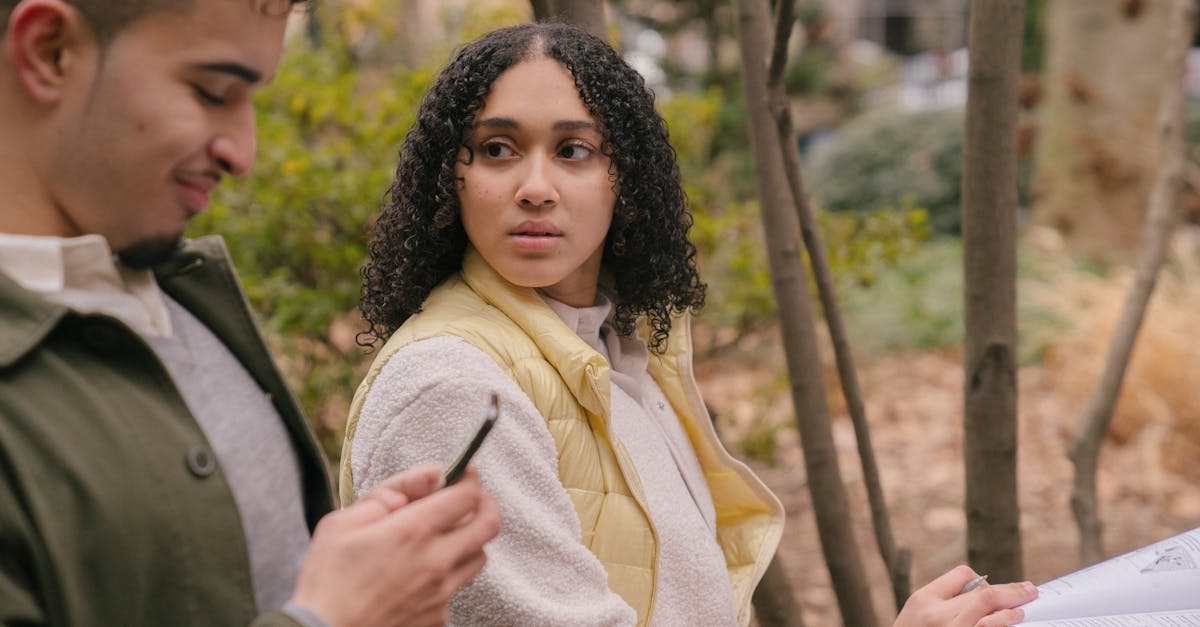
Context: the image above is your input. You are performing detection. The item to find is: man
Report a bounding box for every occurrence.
[0,1,500,625]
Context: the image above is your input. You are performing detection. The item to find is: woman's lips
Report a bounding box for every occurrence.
[510,221,562,251]
[510,232,562,251]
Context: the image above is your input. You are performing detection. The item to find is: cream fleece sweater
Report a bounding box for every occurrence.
[348,298,738,626]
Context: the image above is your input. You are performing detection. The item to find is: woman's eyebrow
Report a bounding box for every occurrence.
[553,120,597,132]
[474,118,597,132]
[476,117,518,129]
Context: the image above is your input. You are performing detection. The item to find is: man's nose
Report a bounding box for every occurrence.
[210,106,257,176]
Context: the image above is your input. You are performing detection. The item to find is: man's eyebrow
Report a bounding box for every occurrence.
[196,62,263,84]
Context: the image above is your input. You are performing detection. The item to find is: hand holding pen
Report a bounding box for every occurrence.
[958,574,989,596]
[893,566,1037,627]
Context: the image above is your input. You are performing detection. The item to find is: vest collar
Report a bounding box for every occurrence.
[459,247,612,417]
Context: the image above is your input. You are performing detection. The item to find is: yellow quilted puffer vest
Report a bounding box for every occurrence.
[340,249,784,627]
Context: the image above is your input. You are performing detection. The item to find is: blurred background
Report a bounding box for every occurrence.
[192,0,1200,623]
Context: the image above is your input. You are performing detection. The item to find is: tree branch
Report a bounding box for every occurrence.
[734,0,877,624]
[766,0,911,613]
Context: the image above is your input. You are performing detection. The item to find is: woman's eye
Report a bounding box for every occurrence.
[559,144,592,160]
[483,142,512,158]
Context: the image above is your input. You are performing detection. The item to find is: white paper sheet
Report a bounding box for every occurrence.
[1017,527,1200,623]
[1020,610,1200,626]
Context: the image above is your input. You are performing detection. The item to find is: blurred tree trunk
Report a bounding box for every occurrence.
[1031,0,1177,261]
[751,556,807,627]
[962,0,1025,584]
[530,0,555,21]
[1070,0,1192,567]
[530,0,607,40]
[734,0,878,625]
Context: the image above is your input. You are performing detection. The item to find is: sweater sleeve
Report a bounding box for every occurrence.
[348,336,637,627]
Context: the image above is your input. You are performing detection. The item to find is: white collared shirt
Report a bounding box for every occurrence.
[0,233,173,337]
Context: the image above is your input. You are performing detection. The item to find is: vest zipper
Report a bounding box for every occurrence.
[586,365,660,626]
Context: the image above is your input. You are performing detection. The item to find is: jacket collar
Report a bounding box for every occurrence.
[459,247,613,417]
[0,270,69,368]
[0,238,213,369]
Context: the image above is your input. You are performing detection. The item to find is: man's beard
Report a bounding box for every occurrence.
[117,232,184,269]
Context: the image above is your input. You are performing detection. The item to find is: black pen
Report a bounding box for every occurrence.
[442,393,500,486]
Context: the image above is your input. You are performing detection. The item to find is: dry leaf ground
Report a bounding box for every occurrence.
[697,226,1200,625]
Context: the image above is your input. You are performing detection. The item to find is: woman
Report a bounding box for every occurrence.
[340,22,1035,626]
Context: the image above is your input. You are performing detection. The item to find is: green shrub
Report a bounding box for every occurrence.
[784,48,832,96]
[806,109,966,233]
[839,236,1069,362]
[691,199,932,338]
[807,107,1037,235]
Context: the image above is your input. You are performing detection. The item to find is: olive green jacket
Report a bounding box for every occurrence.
[0,236,334,627]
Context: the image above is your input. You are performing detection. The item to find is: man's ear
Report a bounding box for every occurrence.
[5,0,91,104]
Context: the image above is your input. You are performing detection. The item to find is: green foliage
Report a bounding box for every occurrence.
[660,88,933,337]
[806,108,1033,235]
[819,201,932,288]
[691,197,932,335]
[783,48,832,96]
[437,2,530,51]
[1022,0,1048,72]
[806,109,966,233]
[658,88,723,189]
[839,236,1069,363]
[840,238,964,354]
[689,199,778,329]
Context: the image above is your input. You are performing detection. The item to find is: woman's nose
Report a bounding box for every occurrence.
[514,155,559,208]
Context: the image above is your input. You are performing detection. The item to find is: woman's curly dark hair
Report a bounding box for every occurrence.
[359,22,705,354]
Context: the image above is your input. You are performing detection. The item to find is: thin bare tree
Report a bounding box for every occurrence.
[961,0,1026,584]
[734,0,877,624]
[766,0,911,612]
[1069,0,1193,567]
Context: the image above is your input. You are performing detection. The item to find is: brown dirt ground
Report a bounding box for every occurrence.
[694,231,1200,626]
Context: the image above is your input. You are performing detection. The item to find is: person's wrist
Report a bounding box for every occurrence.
[281,599,333,627]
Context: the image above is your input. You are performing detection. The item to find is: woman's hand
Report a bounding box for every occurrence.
[894,565,1038,627]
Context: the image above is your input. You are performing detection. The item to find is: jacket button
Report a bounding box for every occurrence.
[185,445,217,478]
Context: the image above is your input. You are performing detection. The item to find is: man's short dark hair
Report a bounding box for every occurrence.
[1,0,305,45]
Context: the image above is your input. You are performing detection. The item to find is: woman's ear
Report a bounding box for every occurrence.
[6,0,91,105]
